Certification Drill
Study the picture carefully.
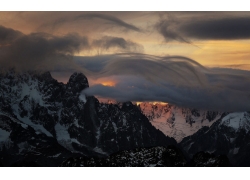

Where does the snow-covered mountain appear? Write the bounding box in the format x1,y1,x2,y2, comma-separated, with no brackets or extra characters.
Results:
138,102,222,142
180,111,250,166
0,70,176,166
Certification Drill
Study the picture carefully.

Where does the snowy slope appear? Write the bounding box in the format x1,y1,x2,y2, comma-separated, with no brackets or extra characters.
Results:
138,102,222,142
220,112,250,132
180,111,250,166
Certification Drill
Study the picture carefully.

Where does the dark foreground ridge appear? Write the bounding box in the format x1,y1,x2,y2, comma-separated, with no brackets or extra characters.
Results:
60,146,231,167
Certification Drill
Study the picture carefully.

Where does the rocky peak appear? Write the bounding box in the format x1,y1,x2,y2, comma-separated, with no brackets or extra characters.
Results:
37,71,53,82
121,101,136,111
67,72,89,92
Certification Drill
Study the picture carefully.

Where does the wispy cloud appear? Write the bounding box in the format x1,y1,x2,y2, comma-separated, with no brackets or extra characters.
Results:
77,53,250,112
155,18,190,43
92,36,144,53
75,13,142,32
38,12,142,33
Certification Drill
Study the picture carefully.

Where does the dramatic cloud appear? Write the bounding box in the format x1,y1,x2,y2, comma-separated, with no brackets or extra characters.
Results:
92,36,144,53
0,25,90,72
38,12,142,33
75,53,207,87
0,25,23,44
75,13,142,32
0,25,144,73
156,16,250,43
78,54,250,112
181,17,250,40
1,12,250,112
155,18,190,43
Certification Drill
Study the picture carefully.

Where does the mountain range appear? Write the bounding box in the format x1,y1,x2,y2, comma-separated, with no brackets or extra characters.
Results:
138,102,222,142
0,70,250,166
0,70,175,166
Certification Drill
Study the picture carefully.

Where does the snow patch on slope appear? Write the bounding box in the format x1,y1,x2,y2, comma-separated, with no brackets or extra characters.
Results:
20,80,49,107
55,122,71,142
54,122,84,153
220,112,250,132
0,111,28,129
12,104,53,137
79,93,87,103
0,128,10,141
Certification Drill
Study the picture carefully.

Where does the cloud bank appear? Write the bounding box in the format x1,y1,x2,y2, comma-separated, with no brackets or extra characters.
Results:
0,26,142,72
1,22,250,112
77,54,250,112
0,25,90,72
156,16,250,43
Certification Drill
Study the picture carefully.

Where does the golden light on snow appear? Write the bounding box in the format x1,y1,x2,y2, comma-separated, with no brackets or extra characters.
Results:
136,101,168,106
101,81,116,87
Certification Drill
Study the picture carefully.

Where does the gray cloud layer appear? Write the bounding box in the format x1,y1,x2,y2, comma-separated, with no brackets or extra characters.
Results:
75,53,207,87
0,26,142,72
77,54,250,112
0,25,90,72
0,25,23,44
181,17,250,40
156,16,250,42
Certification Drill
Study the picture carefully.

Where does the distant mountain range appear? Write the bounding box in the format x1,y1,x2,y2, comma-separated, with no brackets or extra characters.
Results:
138,102,222,142
1,70,250,166
138,102,250,166
179,111,250,166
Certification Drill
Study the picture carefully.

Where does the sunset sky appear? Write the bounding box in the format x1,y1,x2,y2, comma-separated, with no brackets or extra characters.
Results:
1,12,250,68
1,11,250,111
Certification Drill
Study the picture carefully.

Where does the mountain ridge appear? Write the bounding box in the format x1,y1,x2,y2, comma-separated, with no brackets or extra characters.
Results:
138,102,222,142
0,70,176,166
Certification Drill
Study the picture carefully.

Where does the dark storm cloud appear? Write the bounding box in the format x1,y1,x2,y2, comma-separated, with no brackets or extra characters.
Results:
78,54,250,112
75,13,142,32
0,25,90,72
0,25,23,44
92,36,144,52
156,16,250,42
181,17,250,40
